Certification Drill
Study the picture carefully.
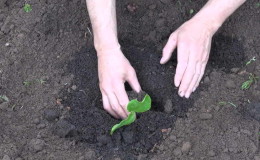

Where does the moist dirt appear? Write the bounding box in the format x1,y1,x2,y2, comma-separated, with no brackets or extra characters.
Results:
0,0,259,160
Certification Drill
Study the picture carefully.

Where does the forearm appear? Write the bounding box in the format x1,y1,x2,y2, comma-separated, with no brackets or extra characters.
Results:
86,0,120,54
193,0,246,33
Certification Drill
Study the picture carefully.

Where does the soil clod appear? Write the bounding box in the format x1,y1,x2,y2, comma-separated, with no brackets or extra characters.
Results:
52,119,76,138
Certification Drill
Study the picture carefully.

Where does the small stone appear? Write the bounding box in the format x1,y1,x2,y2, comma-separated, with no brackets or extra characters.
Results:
231,68,240,73
71,85,77,90
208,150,216,157
169,135,177,141
122,131,135,144
78,156,85,160
225,80,236,89
254,155,260,160
0,102,9,110
199,113,213,120
97,135,111,146
164,99,173,114
44,108,60,122
33,118,40,124
53,119,76,138
232,127,239,133
2,155,11,160
181,142,192,153
137,154,147,160
148,4,157,10
29,139,45,152
5,42,10,47
204,76,210,84
173,147,182,156
37,123,46,129
155,18,166,28
214,106,220,111
85,150,96,160
240,129,252,136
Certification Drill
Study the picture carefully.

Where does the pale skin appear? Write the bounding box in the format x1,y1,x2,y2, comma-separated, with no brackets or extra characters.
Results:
86,0,246,119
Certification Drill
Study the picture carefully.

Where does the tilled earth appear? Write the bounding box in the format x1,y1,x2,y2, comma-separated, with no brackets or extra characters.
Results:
0,0,260,160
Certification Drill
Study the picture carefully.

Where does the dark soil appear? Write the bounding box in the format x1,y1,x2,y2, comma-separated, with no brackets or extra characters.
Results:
0,0,259,160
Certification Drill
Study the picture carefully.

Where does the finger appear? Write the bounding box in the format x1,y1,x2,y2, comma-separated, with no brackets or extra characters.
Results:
194,62,207,91
185,62,202,98
107,93,128,119
127,69,141,93
174,42,189,88
114,82,130,115
178,61,196,97
160,32,178,64
102,93,120,119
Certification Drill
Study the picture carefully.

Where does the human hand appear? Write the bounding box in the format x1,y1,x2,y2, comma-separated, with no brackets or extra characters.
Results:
97,47,141,119
160,17,217,98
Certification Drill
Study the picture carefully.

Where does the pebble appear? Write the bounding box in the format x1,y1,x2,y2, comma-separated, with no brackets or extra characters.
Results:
0,102,9,110
85,150,96,160
199,113,213,120
254,156,260,160
71,85,77,90
169,135,177,141
97,135,111,146
122,131,135,144
225,80,236,89
52,119,76,138
240,129,252,136
33,118,40,124
155,18,166,28
231,68,240,73
37,123,46,129
173,147,182,156
232,127,239,133
2,155,10,160
137,154,147,160
44,108,60,122
208,150,216,157
164,99,173,114
181,142,192,153
29,139,45,152
204,76,210,84
148,4,157,10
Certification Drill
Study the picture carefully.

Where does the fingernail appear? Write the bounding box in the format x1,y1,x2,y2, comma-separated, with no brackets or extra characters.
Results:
160,58,164,64
185,92,191,98
175,80,180,87
192,88,196,92
179,91,184,97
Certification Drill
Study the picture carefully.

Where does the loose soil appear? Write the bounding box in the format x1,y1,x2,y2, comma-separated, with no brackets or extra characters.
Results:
0,0,259,160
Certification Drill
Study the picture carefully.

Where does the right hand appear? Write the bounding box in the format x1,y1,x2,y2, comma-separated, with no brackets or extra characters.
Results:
97,47,141,119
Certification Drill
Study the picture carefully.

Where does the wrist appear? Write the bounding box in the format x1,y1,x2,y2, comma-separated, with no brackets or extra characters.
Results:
95,41,121,57
192,12,222,34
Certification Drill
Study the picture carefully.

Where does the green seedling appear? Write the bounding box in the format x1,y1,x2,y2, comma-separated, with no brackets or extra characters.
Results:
0,95,9,102
246,56,256,65
218,101,237,107
189,9,194,15
256,3,260,8
23,81,32,86
23,4,32,13
36,79,46,85
110,94,152,135
241,73,259,90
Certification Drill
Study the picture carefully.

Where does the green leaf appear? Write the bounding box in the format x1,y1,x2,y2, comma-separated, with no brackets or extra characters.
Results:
110,111,136,135
127,94,151,113
23,4,32,13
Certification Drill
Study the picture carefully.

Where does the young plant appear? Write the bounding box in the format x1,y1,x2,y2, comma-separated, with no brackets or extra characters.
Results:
246,56,256,66
110,94,152,135
241,73,259,90
23,3,32,13
0,95,9,102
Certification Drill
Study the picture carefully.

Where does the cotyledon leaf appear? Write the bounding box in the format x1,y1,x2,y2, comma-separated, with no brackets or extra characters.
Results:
127,94,151,113
110,111,136,135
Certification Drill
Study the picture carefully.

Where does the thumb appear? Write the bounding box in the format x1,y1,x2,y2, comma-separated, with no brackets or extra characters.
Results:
127,70,141,93
160,32,178,64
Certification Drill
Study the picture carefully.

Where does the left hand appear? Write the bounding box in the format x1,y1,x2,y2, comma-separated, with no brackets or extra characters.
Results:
160,17,216,98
